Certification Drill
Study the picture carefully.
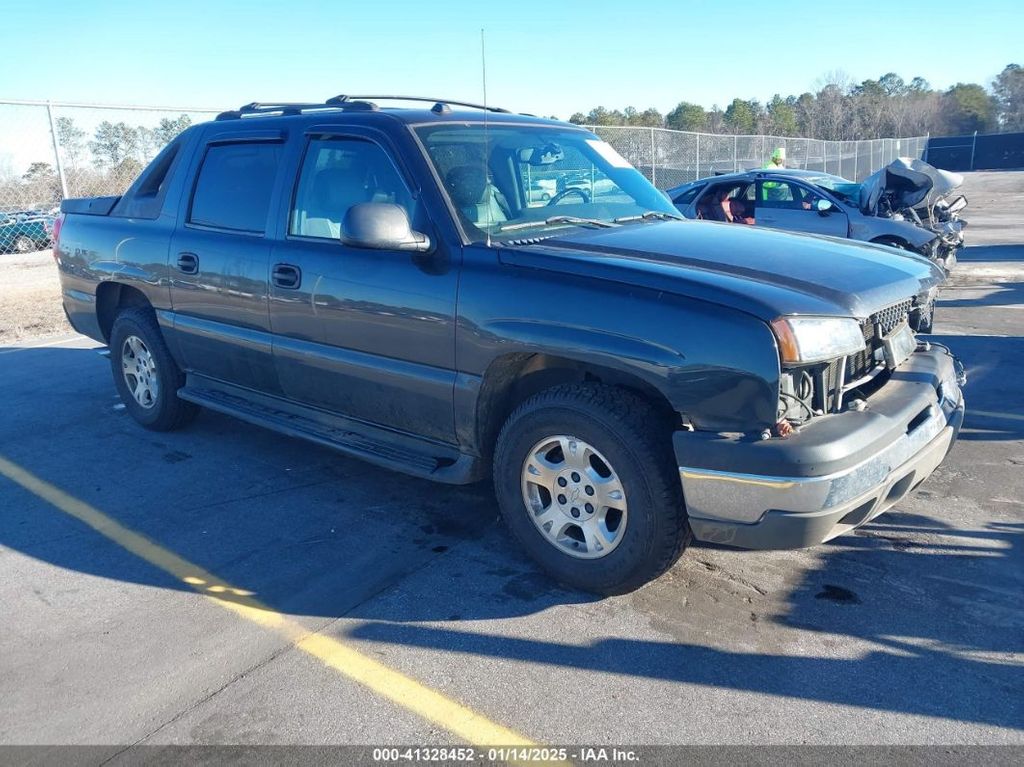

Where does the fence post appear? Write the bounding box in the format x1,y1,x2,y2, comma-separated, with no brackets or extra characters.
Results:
733,135,738,172
969,131,978,171
45,100,69,200
853,142,858,181
694,133,700,180
650,127,656,185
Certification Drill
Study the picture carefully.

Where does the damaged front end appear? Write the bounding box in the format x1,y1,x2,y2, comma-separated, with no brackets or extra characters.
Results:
860,158,967,270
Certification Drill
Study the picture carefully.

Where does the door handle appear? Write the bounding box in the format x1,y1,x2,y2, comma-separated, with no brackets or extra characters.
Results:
176,252,199,274
272,263,301,290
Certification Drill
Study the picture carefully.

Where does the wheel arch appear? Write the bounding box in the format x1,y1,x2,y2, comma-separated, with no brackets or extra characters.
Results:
96,282,154,342
870,235,913,250
473,352,678,460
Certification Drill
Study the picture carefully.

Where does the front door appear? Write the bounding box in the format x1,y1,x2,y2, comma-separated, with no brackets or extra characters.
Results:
755,179,849,237
169,132,285,393
268,132,459,444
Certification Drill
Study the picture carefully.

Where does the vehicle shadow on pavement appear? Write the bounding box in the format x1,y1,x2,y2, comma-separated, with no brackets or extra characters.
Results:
938,279,1024,311
939,244,1024,312
955,244,1024,263
927,333,1024,441
2,345,1021,731
0,346,595,621
346,517,1024,730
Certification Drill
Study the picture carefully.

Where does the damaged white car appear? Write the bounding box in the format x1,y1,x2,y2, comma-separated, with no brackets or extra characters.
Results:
666,158,965,278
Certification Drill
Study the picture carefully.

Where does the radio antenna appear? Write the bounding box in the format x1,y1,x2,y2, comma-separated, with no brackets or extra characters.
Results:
481,28,492,247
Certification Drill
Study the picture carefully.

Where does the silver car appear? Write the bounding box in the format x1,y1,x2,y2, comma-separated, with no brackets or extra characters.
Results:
665,168,953,272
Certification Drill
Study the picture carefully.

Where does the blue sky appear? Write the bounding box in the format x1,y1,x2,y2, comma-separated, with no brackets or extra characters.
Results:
3,0,1021,117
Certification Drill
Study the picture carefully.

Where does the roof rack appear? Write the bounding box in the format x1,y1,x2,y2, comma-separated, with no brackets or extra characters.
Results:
326,95,511,114
215,100,379,121
214,95,515,121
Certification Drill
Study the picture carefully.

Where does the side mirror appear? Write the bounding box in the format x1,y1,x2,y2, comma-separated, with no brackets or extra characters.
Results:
815,198,834,213
340,203,431,253
947,195,967,214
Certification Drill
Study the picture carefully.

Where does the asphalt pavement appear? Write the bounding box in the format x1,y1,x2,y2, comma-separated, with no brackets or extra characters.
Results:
1,172,1021,751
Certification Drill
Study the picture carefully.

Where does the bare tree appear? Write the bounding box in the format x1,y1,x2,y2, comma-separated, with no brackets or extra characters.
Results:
55,117,86,173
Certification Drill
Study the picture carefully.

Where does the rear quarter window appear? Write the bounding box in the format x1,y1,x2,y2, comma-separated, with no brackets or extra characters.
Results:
110,137,185,220
189,142,282,233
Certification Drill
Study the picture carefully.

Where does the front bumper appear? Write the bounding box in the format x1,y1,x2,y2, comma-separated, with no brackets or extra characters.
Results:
676,347,965,549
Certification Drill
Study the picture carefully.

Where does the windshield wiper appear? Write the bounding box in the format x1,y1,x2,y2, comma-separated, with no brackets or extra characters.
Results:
498,215,619,233
612,211,684,224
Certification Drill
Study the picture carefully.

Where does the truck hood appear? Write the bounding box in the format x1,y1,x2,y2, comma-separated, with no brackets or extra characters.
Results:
500,220,945,322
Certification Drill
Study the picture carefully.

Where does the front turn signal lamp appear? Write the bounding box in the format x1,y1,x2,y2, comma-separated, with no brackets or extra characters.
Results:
770,316,866,365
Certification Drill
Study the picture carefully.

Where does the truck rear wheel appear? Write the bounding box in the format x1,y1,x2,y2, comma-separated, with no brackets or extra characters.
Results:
109,307,197,431
493,383,690,594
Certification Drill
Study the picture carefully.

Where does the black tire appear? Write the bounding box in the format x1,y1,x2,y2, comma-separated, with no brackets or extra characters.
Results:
493,383,690,595
109,306,198,431
13,235,34,253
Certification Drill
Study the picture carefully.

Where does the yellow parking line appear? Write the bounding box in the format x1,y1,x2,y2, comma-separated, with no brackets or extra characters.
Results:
0,454,534,748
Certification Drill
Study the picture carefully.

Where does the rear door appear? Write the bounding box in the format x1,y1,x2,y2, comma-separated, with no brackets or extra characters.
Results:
169,128,286,393
755,179,849,237
267,127,459,444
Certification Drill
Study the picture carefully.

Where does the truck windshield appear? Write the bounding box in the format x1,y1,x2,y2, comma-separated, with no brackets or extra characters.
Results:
414,123,679,241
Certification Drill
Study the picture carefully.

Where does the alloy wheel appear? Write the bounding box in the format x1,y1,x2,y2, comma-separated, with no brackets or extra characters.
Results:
121,335,159,409
521,435,628,559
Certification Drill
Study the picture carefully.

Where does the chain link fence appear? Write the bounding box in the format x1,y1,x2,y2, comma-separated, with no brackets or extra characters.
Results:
925,131,1024,172
0,100,218,254
0,99,928,255
586,126,929,190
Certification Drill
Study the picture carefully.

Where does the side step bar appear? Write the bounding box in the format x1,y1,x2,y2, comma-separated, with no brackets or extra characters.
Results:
177,379,482,485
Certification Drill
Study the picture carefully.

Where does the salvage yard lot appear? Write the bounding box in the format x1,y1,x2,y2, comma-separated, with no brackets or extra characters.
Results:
1,173,1021,749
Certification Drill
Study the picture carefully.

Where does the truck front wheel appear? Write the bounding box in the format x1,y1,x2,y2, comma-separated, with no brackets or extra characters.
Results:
109,307,198,431
493,384,690,594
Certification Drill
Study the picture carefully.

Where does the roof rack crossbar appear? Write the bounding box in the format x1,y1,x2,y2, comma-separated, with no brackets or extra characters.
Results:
327,94,511,114
215,95,514,121
215,100,380,120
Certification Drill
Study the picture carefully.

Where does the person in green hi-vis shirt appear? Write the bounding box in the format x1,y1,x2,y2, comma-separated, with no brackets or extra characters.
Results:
762,147,788,201
765,147,786,169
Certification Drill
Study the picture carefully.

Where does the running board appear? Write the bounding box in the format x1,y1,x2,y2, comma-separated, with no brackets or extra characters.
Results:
178,378,482,485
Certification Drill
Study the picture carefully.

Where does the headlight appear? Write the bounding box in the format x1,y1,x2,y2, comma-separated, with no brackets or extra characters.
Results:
770,316,866,365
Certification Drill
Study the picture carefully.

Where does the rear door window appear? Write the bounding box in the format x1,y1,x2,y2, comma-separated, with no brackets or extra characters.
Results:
189,142,282,233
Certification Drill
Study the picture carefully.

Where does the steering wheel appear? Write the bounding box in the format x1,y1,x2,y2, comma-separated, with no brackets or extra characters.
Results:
547,187,591,206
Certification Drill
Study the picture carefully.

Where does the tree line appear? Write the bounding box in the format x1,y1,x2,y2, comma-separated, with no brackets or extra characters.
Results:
568,64,1024,140
4,114,194,208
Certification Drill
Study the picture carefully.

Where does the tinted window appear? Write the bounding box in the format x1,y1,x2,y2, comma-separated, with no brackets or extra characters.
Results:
189,142,282,233
111,137,184,219
290,138,413,239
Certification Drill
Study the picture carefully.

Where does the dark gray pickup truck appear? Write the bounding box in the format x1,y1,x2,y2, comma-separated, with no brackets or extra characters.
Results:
55,96,966,594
